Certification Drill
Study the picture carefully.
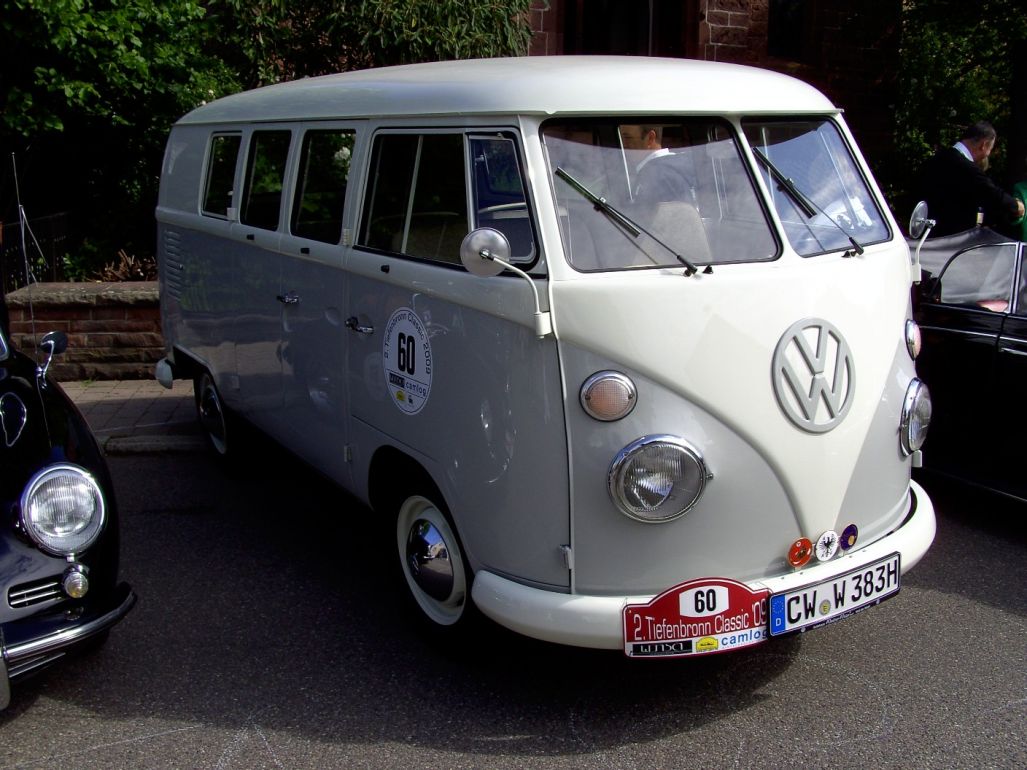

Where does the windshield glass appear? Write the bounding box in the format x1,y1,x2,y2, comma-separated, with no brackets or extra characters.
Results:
742,119,890,256
542,117,777,271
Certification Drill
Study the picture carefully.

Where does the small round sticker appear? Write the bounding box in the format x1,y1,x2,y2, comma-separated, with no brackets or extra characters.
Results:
383,308,433,415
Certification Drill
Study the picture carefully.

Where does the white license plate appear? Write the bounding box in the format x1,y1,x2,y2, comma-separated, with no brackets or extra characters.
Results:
768,552,900,636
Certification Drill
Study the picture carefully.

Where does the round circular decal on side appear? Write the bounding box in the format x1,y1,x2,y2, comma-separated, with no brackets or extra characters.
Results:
383,308,433,415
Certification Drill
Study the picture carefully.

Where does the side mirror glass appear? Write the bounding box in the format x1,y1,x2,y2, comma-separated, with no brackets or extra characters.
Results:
459,228,511,278
39,330,68,357
909,201,934,240
37,330,68,382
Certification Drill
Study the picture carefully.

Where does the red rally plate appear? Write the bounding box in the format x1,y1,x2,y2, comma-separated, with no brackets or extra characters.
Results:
623,578,771,658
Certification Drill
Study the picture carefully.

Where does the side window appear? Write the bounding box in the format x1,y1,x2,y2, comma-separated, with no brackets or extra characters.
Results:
359,133,468,263
202,134,242,217
933,244,1017,313
240,130,291,231
470,135,535,260
291,129,355,244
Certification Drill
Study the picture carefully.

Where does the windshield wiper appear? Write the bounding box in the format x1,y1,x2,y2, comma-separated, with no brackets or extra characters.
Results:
751,148,864,257
554,167,701,276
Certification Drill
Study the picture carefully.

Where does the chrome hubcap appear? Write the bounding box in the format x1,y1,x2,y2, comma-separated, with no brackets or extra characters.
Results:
405,518,454,601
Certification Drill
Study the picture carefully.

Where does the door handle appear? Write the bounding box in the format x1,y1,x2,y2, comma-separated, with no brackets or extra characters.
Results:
276,292,300,305
345,316,374,334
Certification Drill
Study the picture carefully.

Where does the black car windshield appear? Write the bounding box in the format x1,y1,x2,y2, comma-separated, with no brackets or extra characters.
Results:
542,117,778,271
742,118,890,256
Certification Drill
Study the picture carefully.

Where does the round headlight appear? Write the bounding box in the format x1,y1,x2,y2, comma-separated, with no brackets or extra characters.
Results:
905,319,922,360
20,464,106,556
900,379,931,455
580,371,636,421
608,436,710,523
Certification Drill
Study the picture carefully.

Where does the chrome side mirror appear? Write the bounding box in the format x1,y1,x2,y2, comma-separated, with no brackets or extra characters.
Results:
909,201,934,240
37,330,68,382
459,228,553,338
908,201,935,284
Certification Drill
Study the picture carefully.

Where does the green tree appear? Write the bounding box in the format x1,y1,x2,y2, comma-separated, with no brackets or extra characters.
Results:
0,0,239,273
896,1,1027,208
210,0,535,87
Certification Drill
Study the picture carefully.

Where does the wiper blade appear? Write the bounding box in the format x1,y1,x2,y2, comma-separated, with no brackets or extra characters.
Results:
555,167,640,237
554,166,700,276
751,148,816,218
751,148,864,256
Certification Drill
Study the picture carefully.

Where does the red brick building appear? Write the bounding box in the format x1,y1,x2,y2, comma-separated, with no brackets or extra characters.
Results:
526,1,902,184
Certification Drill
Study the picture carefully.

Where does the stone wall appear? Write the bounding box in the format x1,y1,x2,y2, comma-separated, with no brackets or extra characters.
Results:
6,281,161,381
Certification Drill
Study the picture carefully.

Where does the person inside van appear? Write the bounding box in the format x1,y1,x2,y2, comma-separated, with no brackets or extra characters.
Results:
619,123,693,204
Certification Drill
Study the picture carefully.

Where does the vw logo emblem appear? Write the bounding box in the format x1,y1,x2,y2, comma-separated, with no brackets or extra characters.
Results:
772,319,854,433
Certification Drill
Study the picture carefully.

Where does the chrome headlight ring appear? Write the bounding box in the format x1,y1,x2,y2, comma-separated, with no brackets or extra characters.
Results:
19,464,107,557
899,378,932,455
608,435,711,523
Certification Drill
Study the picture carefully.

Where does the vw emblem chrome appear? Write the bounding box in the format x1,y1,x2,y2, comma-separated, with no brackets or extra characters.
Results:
772,319,854,434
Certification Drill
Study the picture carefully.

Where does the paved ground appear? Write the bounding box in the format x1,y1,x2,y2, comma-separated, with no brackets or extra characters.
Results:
61,378,204,453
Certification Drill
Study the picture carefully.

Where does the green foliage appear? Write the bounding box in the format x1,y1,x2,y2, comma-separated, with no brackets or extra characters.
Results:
897,1,1027,177
356,0,535,67
0,0,537,280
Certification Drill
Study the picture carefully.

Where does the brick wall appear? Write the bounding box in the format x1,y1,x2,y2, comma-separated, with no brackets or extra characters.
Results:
6,282,161,381
700,0,768,63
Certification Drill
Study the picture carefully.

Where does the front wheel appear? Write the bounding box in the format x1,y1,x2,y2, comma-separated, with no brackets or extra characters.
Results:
395,494,471,628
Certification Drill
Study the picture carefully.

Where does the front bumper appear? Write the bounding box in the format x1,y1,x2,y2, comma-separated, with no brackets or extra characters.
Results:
471,480,936,650
1,582,136,709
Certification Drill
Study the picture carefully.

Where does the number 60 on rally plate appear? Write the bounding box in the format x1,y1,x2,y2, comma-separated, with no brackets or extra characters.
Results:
623,578,770,658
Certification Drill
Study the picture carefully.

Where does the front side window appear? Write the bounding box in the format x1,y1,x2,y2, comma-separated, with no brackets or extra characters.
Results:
742,119,890,256
543,117,777,271
470,135,535,260
240,130,291,231
202,133,241,217
291,129,355,244
358,131,535,265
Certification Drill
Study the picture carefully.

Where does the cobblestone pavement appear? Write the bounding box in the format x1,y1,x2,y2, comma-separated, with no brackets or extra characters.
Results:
61,379,203,453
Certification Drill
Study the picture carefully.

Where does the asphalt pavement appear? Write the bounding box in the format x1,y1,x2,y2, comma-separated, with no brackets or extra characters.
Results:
61,378,204,454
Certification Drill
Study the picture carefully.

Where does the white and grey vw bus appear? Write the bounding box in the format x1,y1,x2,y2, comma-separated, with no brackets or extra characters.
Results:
155,57,935,657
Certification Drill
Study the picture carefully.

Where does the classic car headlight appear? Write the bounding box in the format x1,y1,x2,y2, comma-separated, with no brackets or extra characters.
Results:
905,319,921,359
608,436,710,523
20,464,106,556
900,379,932,455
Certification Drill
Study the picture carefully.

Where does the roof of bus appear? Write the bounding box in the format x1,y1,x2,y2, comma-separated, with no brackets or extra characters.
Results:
176,56,837,126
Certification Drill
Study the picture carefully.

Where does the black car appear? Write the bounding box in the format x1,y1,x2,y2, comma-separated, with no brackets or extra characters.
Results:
0,290,134,709
909,213,1027,500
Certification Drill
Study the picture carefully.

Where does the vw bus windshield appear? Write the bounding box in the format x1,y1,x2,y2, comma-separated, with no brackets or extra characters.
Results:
542,118,778,271
742,119,890,256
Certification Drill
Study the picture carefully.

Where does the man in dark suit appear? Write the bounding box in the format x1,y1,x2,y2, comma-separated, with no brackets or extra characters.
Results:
918,121,1024,236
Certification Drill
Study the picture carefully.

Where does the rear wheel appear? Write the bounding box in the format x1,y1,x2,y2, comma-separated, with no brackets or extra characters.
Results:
395,494,471,628
194,372,230,458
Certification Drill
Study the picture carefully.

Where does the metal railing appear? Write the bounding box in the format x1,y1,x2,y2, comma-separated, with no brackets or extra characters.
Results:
1,212,68,294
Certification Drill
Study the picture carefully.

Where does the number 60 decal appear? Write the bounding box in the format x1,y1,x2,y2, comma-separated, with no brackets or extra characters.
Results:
383,308,433,415
680,585,729,618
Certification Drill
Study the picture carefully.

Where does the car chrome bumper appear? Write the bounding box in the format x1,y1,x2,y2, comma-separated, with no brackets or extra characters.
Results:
1,582,136,709
471,481,936,650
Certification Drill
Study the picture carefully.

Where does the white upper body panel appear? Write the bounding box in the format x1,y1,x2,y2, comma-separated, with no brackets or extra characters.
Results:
176,56,837,126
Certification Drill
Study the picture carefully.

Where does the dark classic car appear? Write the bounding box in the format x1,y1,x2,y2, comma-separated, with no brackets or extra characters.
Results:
909,205,1027,500
0,290,134,709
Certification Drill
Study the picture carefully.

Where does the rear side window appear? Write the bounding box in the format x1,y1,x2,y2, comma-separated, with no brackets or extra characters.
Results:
202,134,241,217
240,130,291,231
358,131,535,265
291,129,355,244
